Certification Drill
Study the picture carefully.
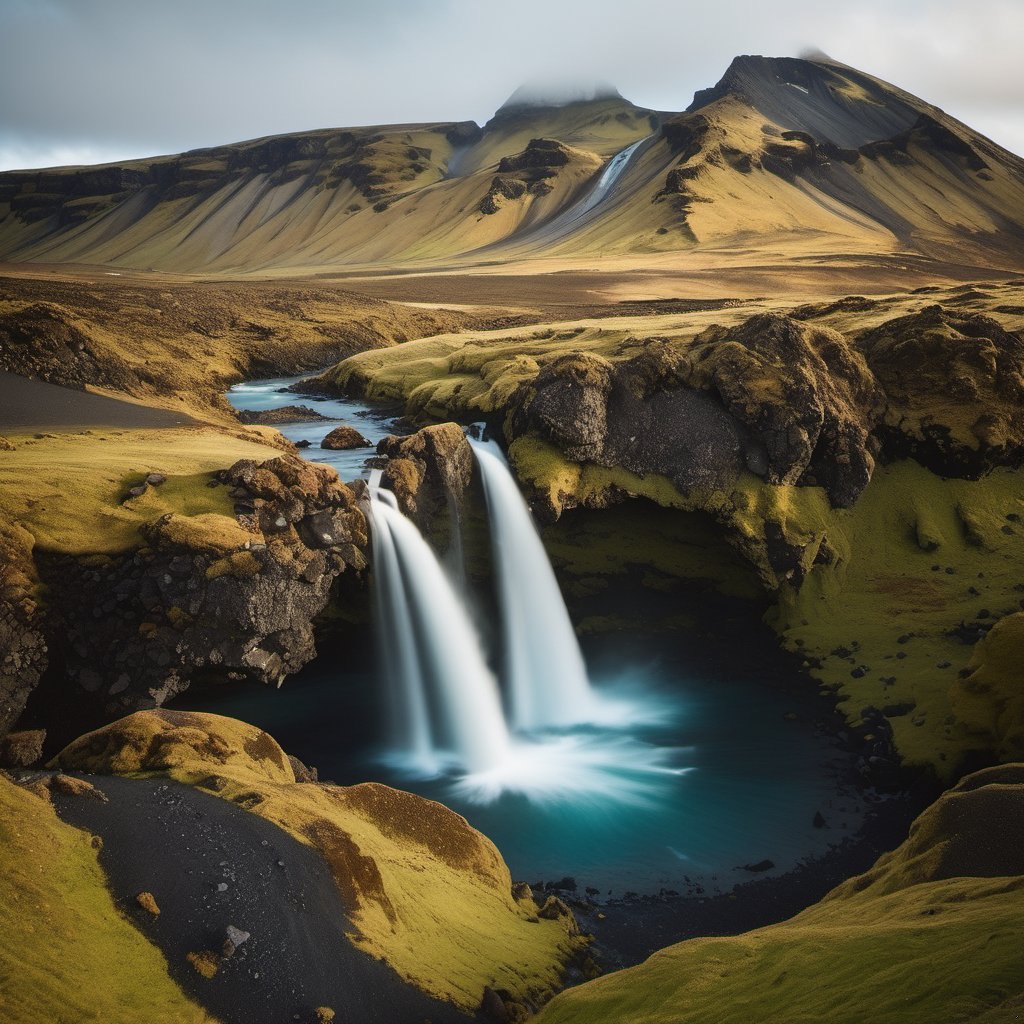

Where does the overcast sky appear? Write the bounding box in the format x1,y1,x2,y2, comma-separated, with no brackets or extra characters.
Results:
1,0,1022,170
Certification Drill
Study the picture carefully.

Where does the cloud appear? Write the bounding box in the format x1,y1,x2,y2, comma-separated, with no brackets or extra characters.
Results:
0,0,1021,170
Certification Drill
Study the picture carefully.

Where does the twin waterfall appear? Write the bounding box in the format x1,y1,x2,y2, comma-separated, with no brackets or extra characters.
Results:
368,438,594,776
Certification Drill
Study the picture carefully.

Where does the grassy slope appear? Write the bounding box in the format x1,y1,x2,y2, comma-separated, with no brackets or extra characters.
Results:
0,427,282,554
0,101,654,275
0,776,214,1024
53,710,581,1012
0,274,474,419
537,765,1024,1024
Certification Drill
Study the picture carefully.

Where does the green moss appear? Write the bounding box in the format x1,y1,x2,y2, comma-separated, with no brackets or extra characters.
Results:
770,463,1024,775
537,766,1024,1024
0,777,215,1024
53,711,581,1012
953,613,1024,762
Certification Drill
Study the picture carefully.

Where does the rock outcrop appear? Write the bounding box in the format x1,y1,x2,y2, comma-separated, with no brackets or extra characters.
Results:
0,522,48,738
376,424,474,547
238,405,329,425
38,455,367,715
858,305,1024,476
511,314,882,509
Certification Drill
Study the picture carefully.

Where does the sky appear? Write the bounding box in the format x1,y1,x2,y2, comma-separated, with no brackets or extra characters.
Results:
1,0,1022,170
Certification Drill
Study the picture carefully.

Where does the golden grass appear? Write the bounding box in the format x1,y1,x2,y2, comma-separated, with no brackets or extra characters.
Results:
54,710,581,1012
0,427,279,554
0,776,215,1024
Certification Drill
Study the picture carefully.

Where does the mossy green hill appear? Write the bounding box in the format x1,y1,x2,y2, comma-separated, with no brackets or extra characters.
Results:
537,763,1024,1024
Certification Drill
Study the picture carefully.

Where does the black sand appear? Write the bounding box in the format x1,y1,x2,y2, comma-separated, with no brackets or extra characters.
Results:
0,370,196,430
53,775,468,1024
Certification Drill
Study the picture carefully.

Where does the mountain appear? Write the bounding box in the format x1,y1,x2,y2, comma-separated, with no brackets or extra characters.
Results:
0,54,1021,276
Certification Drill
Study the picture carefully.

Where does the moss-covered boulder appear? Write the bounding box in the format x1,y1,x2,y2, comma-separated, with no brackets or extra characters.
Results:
859,305,1024,475
511,315,882,511
687,313,882,506
953,612,1024,763
53,710,583,1013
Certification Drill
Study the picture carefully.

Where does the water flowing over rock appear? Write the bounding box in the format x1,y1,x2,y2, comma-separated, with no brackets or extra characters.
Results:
471,439,594,730
367,473,510,774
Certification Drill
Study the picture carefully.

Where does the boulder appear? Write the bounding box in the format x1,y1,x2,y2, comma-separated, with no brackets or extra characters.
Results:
685,313,882,506
320,425,372,450
0,728,46,768
376,423,473,546
858,305,1024,476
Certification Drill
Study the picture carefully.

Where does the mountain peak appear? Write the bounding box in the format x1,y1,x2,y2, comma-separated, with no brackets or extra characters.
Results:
496,80,622,115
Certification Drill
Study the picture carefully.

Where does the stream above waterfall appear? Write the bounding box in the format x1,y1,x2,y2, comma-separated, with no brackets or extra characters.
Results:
207,378,874,896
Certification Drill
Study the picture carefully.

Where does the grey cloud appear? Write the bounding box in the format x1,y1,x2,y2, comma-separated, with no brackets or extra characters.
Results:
0,0,1021,170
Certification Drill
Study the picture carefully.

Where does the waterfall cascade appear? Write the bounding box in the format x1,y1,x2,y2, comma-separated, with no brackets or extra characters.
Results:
367,439,596,777
470,438,594,730
367,472,510,774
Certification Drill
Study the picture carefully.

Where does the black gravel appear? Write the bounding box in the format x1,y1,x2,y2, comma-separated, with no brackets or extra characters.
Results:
53,775,469,1024
0,369,196,430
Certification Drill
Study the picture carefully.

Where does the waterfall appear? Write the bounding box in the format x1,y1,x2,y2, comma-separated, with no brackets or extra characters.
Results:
470,439,595,730
367,473,510,774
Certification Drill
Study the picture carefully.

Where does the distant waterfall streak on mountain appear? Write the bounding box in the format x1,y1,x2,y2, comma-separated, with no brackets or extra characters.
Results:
533,135,650,244
573,136,648,219
470,439,594,730
367,472,510,774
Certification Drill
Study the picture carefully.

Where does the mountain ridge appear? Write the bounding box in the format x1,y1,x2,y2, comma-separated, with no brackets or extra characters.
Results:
0,54,1021,278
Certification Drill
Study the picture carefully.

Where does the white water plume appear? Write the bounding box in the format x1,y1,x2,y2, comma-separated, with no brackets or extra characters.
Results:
471,438,595,730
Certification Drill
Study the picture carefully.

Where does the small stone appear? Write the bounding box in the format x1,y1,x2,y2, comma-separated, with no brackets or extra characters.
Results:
146,473,167,486
136,891,160,915
223,924,251,957
936,660,952,669
315,1009,336,1024
186,950,221,979
813,811,827,828
217,882,228,892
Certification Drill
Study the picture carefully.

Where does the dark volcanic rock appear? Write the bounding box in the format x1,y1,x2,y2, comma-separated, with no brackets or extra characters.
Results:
321,424,372,450
0,524,48,738
858,305,1024,476
37,456,368,716
376,423,473,547
687,313,882,506
511,313,882,510
237,405,329,425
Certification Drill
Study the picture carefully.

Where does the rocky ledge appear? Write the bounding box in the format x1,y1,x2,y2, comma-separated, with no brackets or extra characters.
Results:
33,455,367,718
